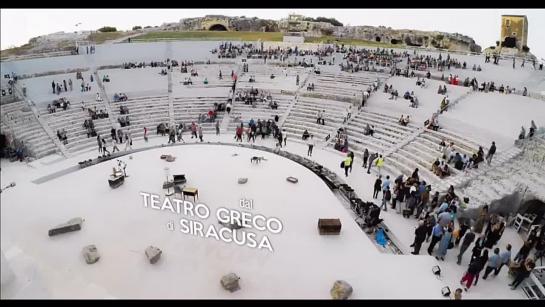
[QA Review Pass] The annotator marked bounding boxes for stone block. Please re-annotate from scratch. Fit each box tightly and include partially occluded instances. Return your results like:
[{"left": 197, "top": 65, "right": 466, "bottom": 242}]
[
  {"left": 219, "top": 220, "right": 243, "bottom": 230},
  {"left": 145, "top": 246, "right": 162, "bottom": 264},
  {"left": 221, "top": 273, "right": 240, "bottom": 292},
  {"left": 48, "top": 217, "right": 83, "bottom": 237},
  {"left": 82, "top": 245, "right": 100, "bottom": 264},
  {"left": 318, "top": 219, "right": 342, "bottom": 235},
  {"left": 286, "top": 176, "right": 298, "bottom": 183},
  {"left": 330, "top": 280, "right": 353, "bottom": 299}
]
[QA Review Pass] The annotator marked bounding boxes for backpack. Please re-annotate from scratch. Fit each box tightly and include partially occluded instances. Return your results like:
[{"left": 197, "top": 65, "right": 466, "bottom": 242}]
[{"left": 385, "top": 190, "right": 392, "bottom": 201}]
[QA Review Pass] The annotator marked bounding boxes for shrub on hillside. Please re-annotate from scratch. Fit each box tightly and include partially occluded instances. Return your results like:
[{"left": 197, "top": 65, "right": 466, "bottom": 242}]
[
  {"left": 132, "top": 26, "right": 142, "bottom": 30},
  {"left": 98, "top": 26, "right": 117, "bottom": 33}
]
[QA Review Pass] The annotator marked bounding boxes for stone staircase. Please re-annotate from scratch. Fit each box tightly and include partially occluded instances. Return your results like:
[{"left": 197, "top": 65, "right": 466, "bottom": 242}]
[
  {"left": 456, "top": 135, "right": 545, "bottom": 209},
  {"left": 12, "top": 83, "right": 69, "bottom": 158}
]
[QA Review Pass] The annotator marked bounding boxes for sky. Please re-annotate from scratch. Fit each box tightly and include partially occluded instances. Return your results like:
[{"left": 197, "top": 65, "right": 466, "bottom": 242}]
[{"left": 2, "top": 9, "right": 545, "bottom": 59}]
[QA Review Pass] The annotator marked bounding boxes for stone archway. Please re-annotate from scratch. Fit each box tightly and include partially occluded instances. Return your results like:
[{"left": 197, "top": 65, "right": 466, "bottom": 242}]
[
  {"left": 519, "top": 199, "right": 545, "bottom": 223},
  {"left": 502, "top": 37, "right": 517, "bottom": 48},
  {"left": 208, "top": 24, "right": 228, "bottom": 31}
]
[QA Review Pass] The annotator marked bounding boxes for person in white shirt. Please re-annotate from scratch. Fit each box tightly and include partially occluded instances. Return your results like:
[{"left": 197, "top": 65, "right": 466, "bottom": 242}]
[
  {"left": 307, "top": 135, "right": 315, "bottom": 157},
  {"left": 124, "top": 133, "right": 133, "bottom": 151}
]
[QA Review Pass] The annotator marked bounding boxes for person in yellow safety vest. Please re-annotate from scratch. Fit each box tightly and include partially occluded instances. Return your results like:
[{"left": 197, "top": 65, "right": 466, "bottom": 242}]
[
  {"left": 375, "top": 155, "right": 384, "bottom": 176},
  {"left": 343, "top": 154, "right": 353, "bottom": 177}
]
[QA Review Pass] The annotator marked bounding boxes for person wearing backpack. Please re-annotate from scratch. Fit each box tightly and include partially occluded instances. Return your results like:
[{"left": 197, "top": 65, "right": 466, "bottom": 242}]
[{"left": 381, "top": 186, "right": 391, "bottom": 211}]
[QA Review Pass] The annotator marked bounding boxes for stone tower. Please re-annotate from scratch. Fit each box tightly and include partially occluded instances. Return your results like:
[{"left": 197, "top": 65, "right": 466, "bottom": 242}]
[{"left": 500, "top": 15, "right": 528, "bottom": 50}]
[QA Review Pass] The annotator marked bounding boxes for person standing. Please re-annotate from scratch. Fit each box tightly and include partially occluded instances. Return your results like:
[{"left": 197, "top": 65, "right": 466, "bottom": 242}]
[
  {"left": 343, "top": 153, "right": 352, "bottom": 177},
  {"left": 415, "top": 185, "right": 430, "bottom": 218},
  {"left": 435, "top": 227, "right": 453, "bottom": 261},
  {"left": 373, "top": 175, "right": 382, "bottom": 199},
  {"left": 509, "top": 258, "right": 536, "bottom": 290},
  {"left": 112, "top": 137, "right": 120, "bottom": 153},
  {"left": 514, "top": 240, "right": 532, "bottom": 263},
  {"left": 428, "top": 223, "right": 444, "bottom": 255},
  {"left": 457, "top": 228, "right": 476, "bottom": 265},
  {"left": 473, "top": 249, "right": 489, "bottom": 286},
  {"left": 124, "top": 133, "right": 133, "bottom": 151},
  {"left": 52, "top": 80, "right": 56, "bottom": 94},
  {"left": 375, "top": 155, "right": 384, "bottom": 176},
  {"left": 495, "top": 244, "right": 512, "bottom": 276},
  {"left": 362, "top": 148, "right": 369, "bottom": 167},
  {"left": 473, "top": 205, "right": 489, "bottom": 234},
  {"left": 177, "top": 125, "right": 185, "bottom": 143},
  {"left": 307, "top": 135, "right": 315, "bottom": 157},
  {"left": 97, "top": 135, "right": 102, "bottom": 154},
  {"left": 235, "top": 125, "right": 243, "bottom": 142},
  {"left": 215, "top": 120, "right": 220, "bottom": 135},
  {"left": 168, "top": 129, "right": 176, "bottom": 144},
  {"left": 411, "top": 220, "right": 428, "bottom": 255},
  {"left": 348, "top": 151, "right": 354, "bottom": 173},
  {"left": 471, "top": 235, "right": 486, "bottom": 262},
  {"left": 381, "top": 186, "right": 391, "bottom": 211},
  {"left": 144, "top": 127, "right": 148, "bottom": 142},
  {"left": 367, "top": 152, "right": 377, "bottom": 174},
  {"left": 455, "top": 221, "right": 471, "bottom": 246},
  {"left": 198, "top": 126, "right": 203, "bottom": 142},
  {"left": 485, "top": 141, "right": 496, "bottom": 165},
  {"left": 191, "top": 122, "right": 197, "bottom": 139},
  {"left": 68, "top": 79, "right": 73, "bottom": 91},
  {"left": 101, "top": 137, "right": 110, "bottom": 155},
  {"left": 382, "top": 175, "right": 390, "bottom": 198},
  {"left": 482, "top": 248, "right": 501, "bottom": 279},
  {"left": 460, "top": 256, "right": 483, "bottom": 291}
]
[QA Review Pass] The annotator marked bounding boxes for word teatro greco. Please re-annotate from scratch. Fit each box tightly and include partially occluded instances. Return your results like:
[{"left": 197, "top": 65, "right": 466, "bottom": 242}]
[{"left": 140, "top": 192, "right": 283, "bottom": 252}]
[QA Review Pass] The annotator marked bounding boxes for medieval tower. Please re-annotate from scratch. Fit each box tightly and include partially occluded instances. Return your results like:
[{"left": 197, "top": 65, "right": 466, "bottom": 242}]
[{"left": 500, "top": 15, "right": 528, "bottom": 50}]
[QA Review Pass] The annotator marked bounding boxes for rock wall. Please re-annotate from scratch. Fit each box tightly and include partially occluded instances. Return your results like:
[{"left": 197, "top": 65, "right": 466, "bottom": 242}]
[
  {"left": 332, "top": 26, "right": 481, "bottom": 53},
  {"left": 176, "top": 15, "right": 482, "bottom": 53}
]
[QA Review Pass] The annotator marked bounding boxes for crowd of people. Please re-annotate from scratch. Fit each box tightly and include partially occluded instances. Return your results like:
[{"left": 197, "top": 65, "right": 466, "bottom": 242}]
[
  {"left": 47, "top": 97, "right": 71, "bottom": 113},
  {"left": 518, "top": 120, "right": 538, "bottom": 140},
  {"left": 234, "top": 118, "right": 284, "bottom": 147},
  {"left": 368, "top": 157, "right": 544, "bottom": 293},
  {"left": 83, "top": 119, "right": 97, "bottom": 138},
  {"left": 51, "top": 79, "right": 73, "bottom": 95}
]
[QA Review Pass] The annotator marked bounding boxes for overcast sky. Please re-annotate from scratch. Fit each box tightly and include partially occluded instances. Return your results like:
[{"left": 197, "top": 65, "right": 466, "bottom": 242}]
[{"left": 2, "top": 9, "right": 544, "bottom": 59}]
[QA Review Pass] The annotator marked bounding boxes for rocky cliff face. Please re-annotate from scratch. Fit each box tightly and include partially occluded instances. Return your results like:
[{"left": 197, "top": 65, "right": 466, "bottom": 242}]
[
  {"left": 175, "top": 15, "right": 482, "bottom": 53},
  {"left": 333, "top": 26, "right": 481, "bottom": 53}
]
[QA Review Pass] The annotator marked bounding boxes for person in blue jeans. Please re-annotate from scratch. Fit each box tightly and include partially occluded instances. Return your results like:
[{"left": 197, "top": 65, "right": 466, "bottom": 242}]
[
  {"left": 482, "top": 248, "right": 501, "bottom": 279},
  {"left": 495, "top": 244, "right": 511, "bottom": 276},
  {"left": 382, "top": 175, "right": 390, "bottom": 198},
  {"left": 381, "top": 186, "right": 391, "bottom": 211},
  {"left": 428, "top": 223, "right": 444, "bottom": 255}
]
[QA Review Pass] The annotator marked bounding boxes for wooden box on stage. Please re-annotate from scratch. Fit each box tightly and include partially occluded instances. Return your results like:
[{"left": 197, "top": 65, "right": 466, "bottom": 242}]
[
  {"left": 108, "top": 174, "right": 125, "bottom": 188},
  {"left": 318, "top": 219, "right": 341, "bottom": 235}
]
